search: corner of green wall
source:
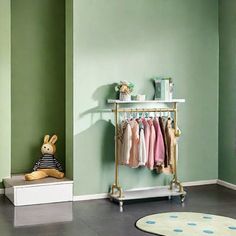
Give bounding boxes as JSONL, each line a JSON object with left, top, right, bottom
{"left": 66, "top": 0, "right": 73, "bottom": 180}
{"left": 0, "top": 0, "right": 11, "bottom": 182}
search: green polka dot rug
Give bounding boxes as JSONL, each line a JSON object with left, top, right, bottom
{"left": 135, "top": 212, "right": 236, "bottom": 236}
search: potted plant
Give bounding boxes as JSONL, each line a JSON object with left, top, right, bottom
{"left": 115, "top": 81, "right": 134, "bottom": 101}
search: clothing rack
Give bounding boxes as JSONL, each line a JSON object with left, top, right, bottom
{"left": 107, "top": 99, "right": 186, "bottom": 211}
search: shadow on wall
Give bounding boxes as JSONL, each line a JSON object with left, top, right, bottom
{"left": 27, "top": 142, "right": 42, "bottom": 172}
{"left": 75, "top": 120, "right": 115, "bottom": 164}
{"left": 74, "top": 120, "right": 115, "bottom": 193}
{"left": 77, "top": 83, "right": 117, "bottom": 165}
{"left": 73, "top": 84, "right": 117, "bottom": 193}
{"left": 79, "top": 83, "right": 117, "bottom": 119}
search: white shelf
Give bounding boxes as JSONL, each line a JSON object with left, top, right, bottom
{"left": 110, "top": 186, "right": 186, "bottom": 201}
{"left": 107, "top": 99, "right": 185, "bottom": 104}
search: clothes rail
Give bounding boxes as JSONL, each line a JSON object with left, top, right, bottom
{"left": 107, "top": 99, "right": 186, "bottom": 211}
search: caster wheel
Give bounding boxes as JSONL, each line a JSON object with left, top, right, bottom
{"left": 168, "top": 196, "right": 172, "bottom": 200}
{"left": 180, "top": 194, "right": 185, "bottom": 203}
{"left": 119, "top": 201, "right": 123, "bottom": 212}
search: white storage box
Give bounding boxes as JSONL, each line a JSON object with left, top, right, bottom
{"left": 3, "top": 175, "right": 73, "bottom": 206}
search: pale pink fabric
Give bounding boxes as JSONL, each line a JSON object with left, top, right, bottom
{"left": 147, "top": 119, "right": 156, "bottom": 170}
{"left": 153, "top": 117, "right": 165, "bottom": 166}
{"left": 129, "top": 119, "right": 139, "bottom": 168}
{"left": 142, "top": 118, "right": 150, "bottom": 162}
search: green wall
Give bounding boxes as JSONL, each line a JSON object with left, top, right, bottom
{"left": 11, "top": 0, "right": 66, "bottom": 173}
{"left": 0, "top": 0, "right": 11, "bottom": 182}
{"left": 219, "top": 0, "right": 236, "bottom": 184}
{"left": 73, "top": 0, "right": 219, "bottom": 195}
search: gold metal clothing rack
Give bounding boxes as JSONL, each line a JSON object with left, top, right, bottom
{"left": 107, "top": 99, "right": 186, "bottom": 211}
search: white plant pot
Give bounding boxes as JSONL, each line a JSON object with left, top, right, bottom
{"left": 119, "top": 93, "right": 131, "bottom": 101}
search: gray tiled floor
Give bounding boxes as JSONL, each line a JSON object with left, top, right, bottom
{"left": 0, "top": 184, "right": 236, "bottom": 235}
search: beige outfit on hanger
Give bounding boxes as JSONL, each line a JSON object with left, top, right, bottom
{"left": 165, "top": 118, "right": 177, "bottom": 173}
{"left": 129, "top": 119, "right": 139, "bottom": 168}
{"left": 118, "top": 121, "right": 132, "bottom": 165}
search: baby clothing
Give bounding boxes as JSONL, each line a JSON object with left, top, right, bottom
{"left": 165, "top": 117, "right": 176, "bottom": 173}
{"left": 138, "top": 120, "right": 147, "bottom": 166}
{"left": 159, "top": 116, "right": 168, "bottom": 167}
{"left": 147, "top": 119, "right": 156, "bottom": 170}
{"left": 118, "top": 121, "right": 132, "bottom": 165}
{"left": 142, "top": 118, "right": 150, "bottom": 163}
{"left": 153, "top": 117, "right": 165, "bottom": 166}
{"left": 117, "top": 116, "right": 177, "bottom": 174}
{"left": 129, "top": 119, "right": 139, "bottom": 168}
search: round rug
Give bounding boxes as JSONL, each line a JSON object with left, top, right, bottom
{"left": 136, "top": 212, "right": 236, "bottom": 236}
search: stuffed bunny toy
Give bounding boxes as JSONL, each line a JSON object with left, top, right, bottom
{"left": 25, "top": 134, "right": 64, "bottom": 181}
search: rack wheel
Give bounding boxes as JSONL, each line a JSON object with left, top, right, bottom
{"left": 180, "top": 194, "right": 185, "bottom": 203}
{"left": 168, "top": 195, "right": 172, "bottom": 200}
{"left": 109, "top": 196, "right": 113, "bottom": 202}
{"left": 119, "top": 201, "right": 123, "bottom": 212}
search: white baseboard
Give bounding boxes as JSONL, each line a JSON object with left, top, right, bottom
{"left": 73, "top": 193, "right": 109, "bottom": 201}
{"left": 2, "top": 179, "right": 234, "bottom": 202}
{"left": 182, "top": 179, "right": 218, "bottom": 187}
{"left": 217, "top": 179, "right": 236, "bottom": 190}
{"left": 73, "top": 179, "right": 218, "bottom": 201}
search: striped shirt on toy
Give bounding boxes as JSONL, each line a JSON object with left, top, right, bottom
{"left": 33, "top": 154, "right": 63, "bottom": 172}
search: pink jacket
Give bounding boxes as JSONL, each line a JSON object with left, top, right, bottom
{"left": 153, "top": 117, "right": 165, "bottom": 166}
{"left": 147, "top": 119, "right": 156, "bottom": 170}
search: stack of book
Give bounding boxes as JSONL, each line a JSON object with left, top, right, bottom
{"left": 153, "top": 77, "right": 173, "bottom": 100}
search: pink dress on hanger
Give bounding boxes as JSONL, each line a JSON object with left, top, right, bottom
{"left": 129, "top": 119, "right": 139, "bottom": 168}
{"left": 147, "top": 119, "right": 156, "bottom": 170}
{"left": 153, "top": 117, "right": 165, "bottom": 166}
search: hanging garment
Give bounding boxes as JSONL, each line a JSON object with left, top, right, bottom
{"left": 117, "top": 121, "right": 125, "bottom": 165}
{"left": 158, "top": 116, "right": 169, "bottom": 168}
{"left": 165, "top": 117, "right": 176, "bottom": 173}
{"left": 147, "top": 119, "right": 156, "bottom": 170}
{"left": 118, "top": 121, "right": 132, "bottom": 165}
{"left": 129, "top": 119, "right": 139, "bottom": 168}
{"left": 153, "top": 117, "right": 165, "bottom": 166}
{"left": 142, "top": 118, "right": 150, "bottom": 163}
{"left": 138, "top": 120, "right": 147, "bottom": 166}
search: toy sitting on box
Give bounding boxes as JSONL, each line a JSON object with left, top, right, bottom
{"left": 25, "top": 134, "right": 64, "bottom": 181}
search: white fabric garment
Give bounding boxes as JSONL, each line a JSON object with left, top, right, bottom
{"left": 138, "top": 120, "right": 147, "bottom": 166}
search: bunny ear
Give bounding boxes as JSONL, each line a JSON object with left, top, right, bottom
{"left": 49, "top": 135, "right": 58, "bottom": 144}
{"left": 44, "top": 135, "right": 50, "bottom": 143}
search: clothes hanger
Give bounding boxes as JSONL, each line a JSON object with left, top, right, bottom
{"left": 124, "top": 111, "right": 128, "bottom": 120}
